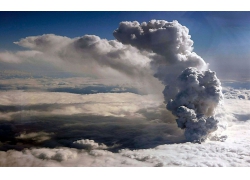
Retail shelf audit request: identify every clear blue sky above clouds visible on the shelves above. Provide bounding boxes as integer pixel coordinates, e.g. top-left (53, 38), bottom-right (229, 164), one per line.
top-left (1, 11), bottom-right (250, 80)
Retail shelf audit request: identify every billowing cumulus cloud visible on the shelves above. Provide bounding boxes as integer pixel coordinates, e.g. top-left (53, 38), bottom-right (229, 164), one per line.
top-left (72, 139), bottom-right (108, 150)
top-left (223, 87), bottom-right (250, 100)
top-left (16, 132), bottom-right (53, 143)
top-left (0, 146), bottom-right (153, 167)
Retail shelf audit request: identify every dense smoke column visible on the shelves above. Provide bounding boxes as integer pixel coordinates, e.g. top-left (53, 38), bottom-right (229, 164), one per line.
top-left (114, 20), bottom-right (223, 142)
top-left (113, 20), bottom-right (207, 98)
top-left (167, 67), bottom-right (223, 142)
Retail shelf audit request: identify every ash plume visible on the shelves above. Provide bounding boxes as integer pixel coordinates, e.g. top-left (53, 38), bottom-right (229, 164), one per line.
top-left (167, 67), bottom-right (223, 142)
top-left (114, 20), bottom-right (223, 142)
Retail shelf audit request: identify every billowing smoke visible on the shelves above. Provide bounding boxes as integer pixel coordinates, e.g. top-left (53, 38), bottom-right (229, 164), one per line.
top-left (167, 67), bottom-right (223, 142)
top-left (114, 20), bottom-right (223, 142)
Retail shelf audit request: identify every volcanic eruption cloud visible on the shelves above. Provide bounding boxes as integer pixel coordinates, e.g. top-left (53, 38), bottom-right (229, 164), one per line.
top-left (114, 20), bottom-right (223, 142)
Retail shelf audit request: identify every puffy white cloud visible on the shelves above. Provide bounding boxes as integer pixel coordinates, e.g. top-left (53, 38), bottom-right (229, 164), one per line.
top-left (30, 147), bottom-right (78, 162)
top-left (0, 150), bottom-right (49, 167)
top-left (119, 137), bottom-right (250, 167)
top-left (72, 139), bottom-right (108, 150)
top-left (16, 132), bottom-right (53, 143)
top-left (0, 146), bottom-right (152, 167)
top-left (223, 87), bottom-right (250, 100)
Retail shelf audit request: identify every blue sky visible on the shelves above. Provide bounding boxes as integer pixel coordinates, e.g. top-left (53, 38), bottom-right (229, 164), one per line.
top-left (1, 11), bottom-right (250, 51)
top-left (0, 12), bottom-right (187, 50)
top-left (0, 11), bottom-right (250, 80)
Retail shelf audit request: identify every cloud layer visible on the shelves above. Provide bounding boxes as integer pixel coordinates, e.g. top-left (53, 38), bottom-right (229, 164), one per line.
top-left (0, 87), bottom-right (249, 166)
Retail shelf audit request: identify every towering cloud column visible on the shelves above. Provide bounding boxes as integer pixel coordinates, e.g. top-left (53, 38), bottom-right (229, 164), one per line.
top-left (114, 20), bottom-right (223, 142)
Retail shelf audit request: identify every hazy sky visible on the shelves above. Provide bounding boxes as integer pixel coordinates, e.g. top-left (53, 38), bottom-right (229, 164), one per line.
top-left (1, 11), bottom-right (250, 81)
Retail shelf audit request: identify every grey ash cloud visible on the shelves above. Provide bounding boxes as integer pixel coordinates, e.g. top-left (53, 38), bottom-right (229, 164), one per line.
top-left (114, 20), bottom-right (223, 142)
